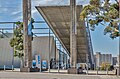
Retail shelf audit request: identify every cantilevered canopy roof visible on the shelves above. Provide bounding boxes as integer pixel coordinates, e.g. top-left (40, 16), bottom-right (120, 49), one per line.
top-left (36, 5), bottom-right (89, 63)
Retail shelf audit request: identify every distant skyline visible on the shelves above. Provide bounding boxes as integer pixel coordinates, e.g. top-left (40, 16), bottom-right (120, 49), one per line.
top-left (0, 0), bottom-right (119, 57)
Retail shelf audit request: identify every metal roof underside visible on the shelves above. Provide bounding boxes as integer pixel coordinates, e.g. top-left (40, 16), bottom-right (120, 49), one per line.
top-left (36, 5), bottom-right (89, 63)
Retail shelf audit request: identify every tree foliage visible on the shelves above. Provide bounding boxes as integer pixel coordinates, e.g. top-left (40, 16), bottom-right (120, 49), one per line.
top-left (9, 18), bottom-right (34, 58)
top-left (10, 21), bottom-right (24, 58)
top-left (80, 0), bottom-right (119, 39)
top-left (100, 62), bottom-right (111, 70)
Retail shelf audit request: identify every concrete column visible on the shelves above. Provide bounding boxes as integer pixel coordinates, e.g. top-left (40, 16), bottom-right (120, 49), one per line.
top-left (118, 55), bottom-right (120, 76)
top-left (68, 0), bottom-right (77, 74)
top-left (27, 0), bottom-right (32, 69)
top-left (118, 1), bottom-right (120, 75)
top-left (22, 0), bottom-right (32, 72)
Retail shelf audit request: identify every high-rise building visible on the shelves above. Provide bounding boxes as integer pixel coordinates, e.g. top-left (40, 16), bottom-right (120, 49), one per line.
top-left (95, 52), bottom-right (112, 68)
top-left (95, 52), bottom-right (101, 68)
top-left (112, 57), bottom-right (117, 66)
top-left (116, 55), bottom-right (119, 67)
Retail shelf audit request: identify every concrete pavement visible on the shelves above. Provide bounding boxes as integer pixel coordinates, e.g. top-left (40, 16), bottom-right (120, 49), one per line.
top-left (0, 71), bottom-right (119, 79)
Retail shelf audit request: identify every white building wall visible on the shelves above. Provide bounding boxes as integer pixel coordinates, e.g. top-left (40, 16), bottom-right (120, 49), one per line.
top-left (0, 38), bottom-right (20, 68)
top-left (0, 36), bottom-right (56, 68)
top-left (95, 52), bottom-right (113, 68)
top-left (32, 36), bottom-right (56, 62)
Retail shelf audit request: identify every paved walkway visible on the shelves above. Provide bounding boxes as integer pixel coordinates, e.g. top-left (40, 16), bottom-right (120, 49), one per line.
top-left (0, 71), bottom-right (119, 79)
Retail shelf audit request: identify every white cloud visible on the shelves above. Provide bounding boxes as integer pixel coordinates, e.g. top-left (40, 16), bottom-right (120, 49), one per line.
top-left (0, 8), bottom-right (8, 12)
top-left (14, 16), bottom-right (22, 21)
top-left (32, 0), bottom-right (89, 6)
top-left (32, 0), bottom-right (69, 6)
top-left (11, 11), bottom-right (22, 15)
top-left (77, 0), bottom-right (90, 5)
top-left (32, 9), bottom-right (37, 14)
top-left (0, 0), bottom-right (91, 21)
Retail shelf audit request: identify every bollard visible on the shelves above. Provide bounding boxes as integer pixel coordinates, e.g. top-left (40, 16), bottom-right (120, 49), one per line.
top-left (87, 65), bottom-right (88, 75)
top-left (4, 65), bottom-right (6, 71)
top-left (106, 67), bottom-right (108, 75)
top-left (96, 67), bottom-right (98, 75)
top-left (40, 63), bottom-right (41, 72)
top-left (58, 64), bottom-right (60, 73)
top-left (12, 65), bottom-right (14, 71)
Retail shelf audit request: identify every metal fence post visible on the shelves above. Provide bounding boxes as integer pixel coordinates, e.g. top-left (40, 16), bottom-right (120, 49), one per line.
top-left (48, 28), bottom-right (50, 73)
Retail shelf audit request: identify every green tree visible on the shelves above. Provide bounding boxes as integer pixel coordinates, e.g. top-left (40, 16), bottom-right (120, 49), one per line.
top-left (100, 62), bottom-right (111, 71)
top-left (10, 18), bottom-right (34, 68)
top-left (10, 21), bottom-right (24, 67)
top-left (80, 0), bottom-right (119, 39)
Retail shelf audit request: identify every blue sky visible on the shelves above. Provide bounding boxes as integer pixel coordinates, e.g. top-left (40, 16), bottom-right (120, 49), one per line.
top-left (0, 0), bottom-right (119, 56)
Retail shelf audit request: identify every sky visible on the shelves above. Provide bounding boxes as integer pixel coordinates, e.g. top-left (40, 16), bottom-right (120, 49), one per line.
top-left (0, 0), bottom-right (119, 57)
